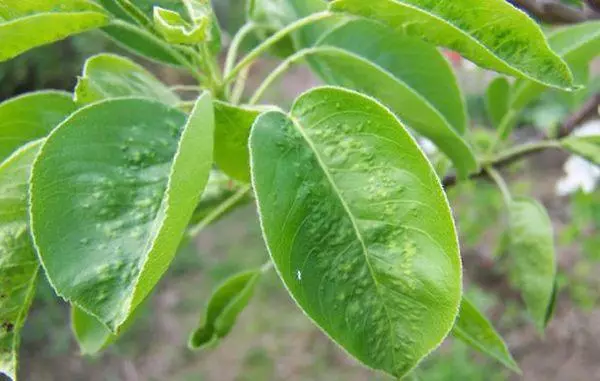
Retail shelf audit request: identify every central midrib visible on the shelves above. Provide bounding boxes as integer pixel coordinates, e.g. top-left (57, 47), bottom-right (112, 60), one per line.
top-left (288, 113), bottom-right (400, 371)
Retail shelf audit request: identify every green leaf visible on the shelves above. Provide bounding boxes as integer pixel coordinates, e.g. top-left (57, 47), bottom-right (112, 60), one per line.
top-left (71, 306), bottom-right (115, 355)
top-left (250, 86), bottom-right (462, 378)
top-left (561, 135), bottom-right (600, 165)
top-left (71, 301), bottom-right (140, 355)
top-left (0, 91), bottom-right (77, 164)
top-left (189, 269), bottom-right (261, 350)
top-left (214, 101), bottom-right (268, 183)
top-left (30, 94), bottom-right (214, 331)
top-left (97, 0), bottom-right (190, 66)
top-left (511, 21), bottom-right (600, 110)
top-left (452, 298), bottom-right (520, 373)
top-left (101, 20), bottom-right (185, 66)
top-left (181, 0), bottom-right (222, 55)
top-left (0, 0), bottom-right (109, 62)
top-left (329, 0), bottom-right (574, 90)
top-left (507, 197), bottom-right (556, 333)
top-left (485, 77), bottom-right (511, 129)
top-left (0, 141), bottom-right (44, 381)
top-left (313, 19), bottom-right (477, 177)
top-left (153, 6), bottom-right (209, 44)
top-left (74, 53), bottom-right (179, 105)
top-left (188, 171), bottom-right (252, 227)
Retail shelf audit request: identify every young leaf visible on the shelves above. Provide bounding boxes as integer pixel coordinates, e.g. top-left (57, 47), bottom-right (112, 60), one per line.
top-left (74, 53), bottom-right (179, 105)
top-left (189, 269), bottom-right (261, 350)
top-left (0, 141), bottom-right (43, 381)
top-left (329, 0), bottom-right (574, 90)
top-left (214, 102), bottom-right (267, 183)
top-left (153, 7), bottom-right (209, 44)
top-left (561, 135), bottom-right (600, 165)
top-left (313, 19), bottom-right (477, 177)
top-left (511, 21), bottom-right (600, 110)
top-left (453, 298), bottom-right (520, 373)
top-left (97, 0), bottom-right (191, 65)
top-left (0, 91), bottom-right (77, 164)
top-left (485, 77), bottom-right (511, 129)
top-left (30, 94), bottom-right (214, 331)
top-left (250, 86), bottom-right (462, 378)
top-left (101, 21), bottom-right (186, 66)
top-left (507, 198), bottom-right (556, 333)
top-left (181, 0), bottom-right (222, 55)
top-left (0, 0), bottom-right (109, 62)
top-left (71, 307), bottom-right (115, 356)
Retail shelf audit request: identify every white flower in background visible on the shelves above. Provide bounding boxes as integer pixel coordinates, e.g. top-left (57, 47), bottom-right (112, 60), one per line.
top-left (418, 137), bottom-right (437, 156)
top-left (556, 120), bottom-right (600, 196)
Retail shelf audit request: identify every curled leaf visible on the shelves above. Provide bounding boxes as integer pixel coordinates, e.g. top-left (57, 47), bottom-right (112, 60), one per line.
top-left (189, 270), bottom-right (261, 350)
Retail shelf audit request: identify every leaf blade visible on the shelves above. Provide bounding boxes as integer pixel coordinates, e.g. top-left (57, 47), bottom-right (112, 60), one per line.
top-left (30, 94), bottom-right (214, 331)
top-left (0, 0), bottom-right (109, 61)
top-left (0, 91), bottom-right (77, 164)
top-left (188, 270), bottom-right (261, 350)
top-left (330, 0), bottom-right (574, 89)
top-left (74, 53), bottom-right (179, 105)
top-left (0, 141), bottom-right (44, 381)
top-left (507, 197), bottom-right (556, 332)
top-left (250, 86), bottom-right (462, 378)
top-left (312, 19), bottom-right (477, 177)
top-left (453, 297), bottom-right (520, 373)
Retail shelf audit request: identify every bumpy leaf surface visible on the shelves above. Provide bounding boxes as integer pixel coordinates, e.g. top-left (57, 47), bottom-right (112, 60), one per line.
top-left (511, 21), bottom-right (600, 110)
top-left (313, 19), bottom-right (477, 177)
top-left (250, 86), bottom-right (462, 378)
top-left (30, 94), bottom-right (214, 331)
top-left (330, 0), bottom-right (574, 89)
top-left (0, 141), bottom-right (43, 381)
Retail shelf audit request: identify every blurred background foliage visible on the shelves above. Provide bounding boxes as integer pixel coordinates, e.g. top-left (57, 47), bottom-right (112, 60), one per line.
top-left (1, 1), bottom-right (599, 380)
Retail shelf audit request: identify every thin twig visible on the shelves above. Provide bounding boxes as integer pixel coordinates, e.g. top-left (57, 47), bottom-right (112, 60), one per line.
top-left (443, 94), bottom-right (600, 188)
top-left (558, 92), bottom-right (600, 138)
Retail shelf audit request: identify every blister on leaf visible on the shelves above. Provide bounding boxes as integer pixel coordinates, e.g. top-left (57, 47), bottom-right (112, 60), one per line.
top-left (30, 94), bottom-right (214, 331)
top-left (250, 86), bottom-right (462, 378)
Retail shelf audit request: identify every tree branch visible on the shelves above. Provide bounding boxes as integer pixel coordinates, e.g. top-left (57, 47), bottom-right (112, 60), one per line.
top-left (509, 0), bottom-right (599, 24)
top-left (443, 93), bottom-right (600, 188)
top-left (558, 92), bottom-right (600, 138)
